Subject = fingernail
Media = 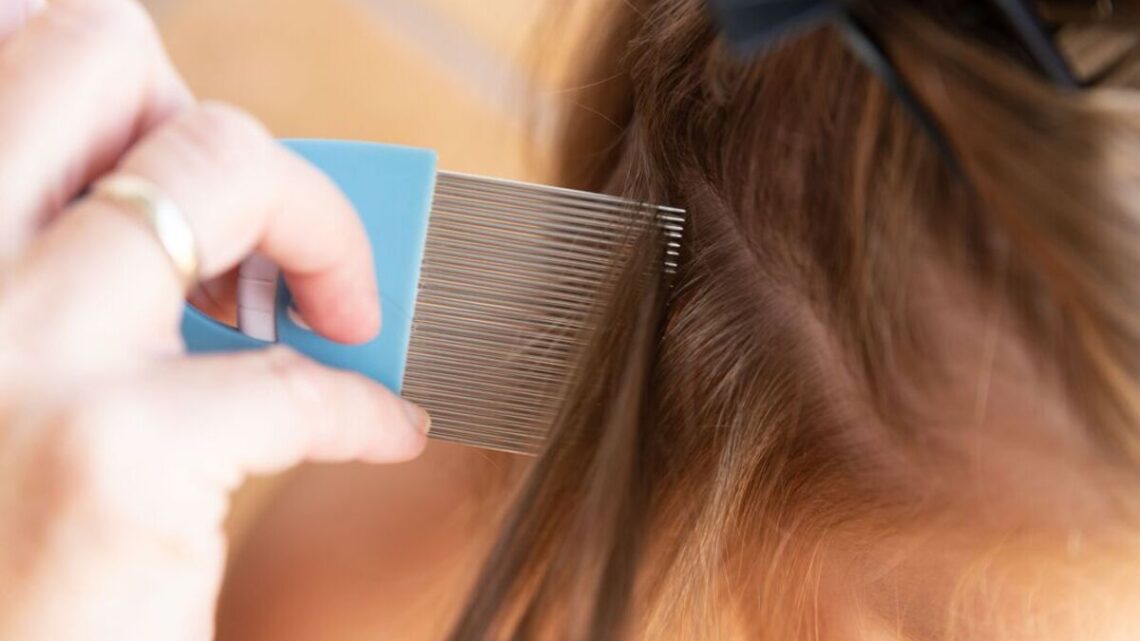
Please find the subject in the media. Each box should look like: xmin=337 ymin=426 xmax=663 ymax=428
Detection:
xmin=401 ymin=398 xmax=431 ymax=434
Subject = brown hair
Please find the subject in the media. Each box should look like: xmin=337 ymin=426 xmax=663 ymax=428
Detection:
xmin=448 ymin=1 xmax=1140 ymax=639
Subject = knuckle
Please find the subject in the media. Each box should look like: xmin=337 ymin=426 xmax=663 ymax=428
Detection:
xmin=96 ymin=0 xmax=158 ymax=44
xmin=59 ymin=0 xmax=160 ymax=56
xmin=167 ymin=102 xmax=272 ymax=176
xmin=0 ymin=0 xmax=164 ymax=106
xmin=196 ymin=101 xmax=270 ymax=142
xmin=263 ymin=347 xmax=327 ymax=419
xmin=46 ymin=393 xmax=144 ymax=506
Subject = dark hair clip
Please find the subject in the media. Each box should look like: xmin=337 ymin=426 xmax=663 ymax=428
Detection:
xmin=707 ymin=0 xmax=1077 ymax=86
xmin=706 ymin=0 xmax=984 ymax=167
xmin=707 ymin=0 xmax=846 ymax=52
xmin=705 ymin=0 xmax=1080 ymax=170
xmin=702 ymin=0 xmax=1085 ymax=172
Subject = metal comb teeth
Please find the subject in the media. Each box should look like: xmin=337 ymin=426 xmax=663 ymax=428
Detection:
xmin=402 ymin=172 xmax=685 ymax=455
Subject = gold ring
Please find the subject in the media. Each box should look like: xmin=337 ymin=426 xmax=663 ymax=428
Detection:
xmin=91 ymin=175 xmax=200 ymax=291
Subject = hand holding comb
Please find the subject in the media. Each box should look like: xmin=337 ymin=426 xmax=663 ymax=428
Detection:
xmin=183 ymin=140 xmax=684 ymax=454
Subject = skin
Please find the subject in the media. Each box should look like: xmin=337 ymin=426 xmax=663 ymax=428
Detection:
xmin=0 ymin=1 xmax=428 ymax=640
xmin=2 ymin=1 xmax=1138 ymax=640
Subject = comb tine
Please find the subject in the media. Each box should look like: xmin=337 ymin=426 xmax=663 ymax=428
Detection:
xmin=402 ymin=171 xmax=684 ymax=455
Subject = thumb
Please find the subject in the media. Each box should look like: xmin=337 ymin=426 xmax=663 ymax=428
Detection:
xmin=129 ymin=347 xmax=429 ymax=483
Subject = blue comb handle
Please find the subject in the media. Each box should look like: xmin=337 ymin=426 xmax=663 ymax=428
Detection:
xmin=180 ymin=139 xmax=437 ymax=393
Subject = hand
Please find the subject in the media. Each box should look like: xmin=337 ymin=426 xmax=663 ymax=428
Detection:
xmin=0 ymin=1 xmax=429 ymax=640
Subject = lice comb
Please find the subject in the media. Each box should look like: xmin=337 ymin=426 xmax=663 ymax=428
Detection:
xmin=182 ymin=140 xmax=684 ymax=455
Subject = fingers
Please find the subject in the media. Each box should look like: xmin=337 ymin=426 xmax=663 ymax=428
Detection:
xmin=0 ymin=0 xmax=191 ymax=260
xmin=114 ymin=104 xmax=381 ymax=341
xmin=91 ymin=347 xmax=428 ymax=484
xmin=17 ymin=102 xmax=381 ymax=355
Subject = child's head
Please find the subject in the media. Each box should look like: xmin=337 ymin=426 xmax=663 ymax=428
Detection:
xmin=451 ymin=2 xmax=1140 ymax=638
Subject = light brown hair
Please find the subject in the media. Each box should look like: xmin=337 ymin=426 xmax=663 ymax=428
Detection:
xmin=448 ymin=1 xmax=1140 ymax=639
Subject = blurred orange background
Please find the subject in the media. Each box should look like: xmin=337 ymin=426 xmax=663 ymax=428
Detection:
xmin=140 ymin=0 xmax=581 ymax=181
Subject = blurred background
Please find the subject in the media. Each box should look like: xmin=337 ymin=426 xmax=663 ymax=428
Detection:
xmin=138 ymin=0 xmax=589 ymax=181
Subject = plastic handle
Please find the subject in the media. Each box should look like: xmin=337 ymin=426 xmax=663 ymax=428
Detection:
xmin=180 ymin=139 xmax=437 ymax=393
